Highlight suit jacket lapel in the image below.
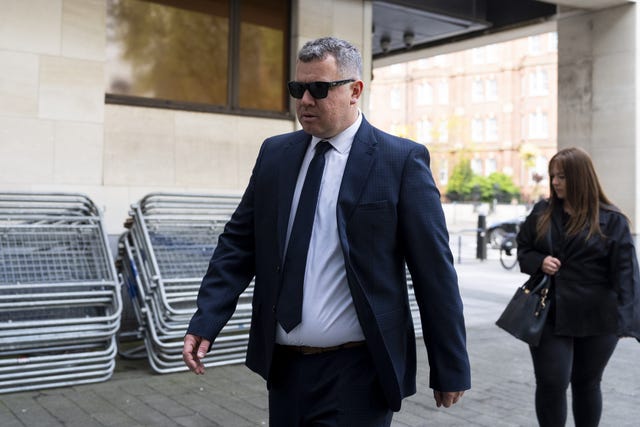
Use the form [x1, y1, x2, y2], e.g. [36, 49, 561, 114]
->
[276, 133, 312, 261]
[338, 118, 378, 223]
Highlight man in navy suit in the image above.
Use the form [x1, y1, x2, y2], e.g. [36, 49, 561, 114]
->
[183, 37, 470, 426]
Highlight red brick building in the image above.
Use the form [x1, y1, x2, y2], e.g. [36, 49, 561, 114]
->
[369, 33, 558, 202]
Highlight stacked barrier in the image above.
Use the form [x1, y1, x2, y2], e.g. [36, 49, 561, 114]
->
[118, 193, 252, 373]
[0, 192, 121, 394]
[405, 272, 423, 338]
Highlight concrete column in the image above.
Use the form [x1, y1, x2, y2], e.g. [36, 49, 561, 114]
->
[557, 3, 639, 233]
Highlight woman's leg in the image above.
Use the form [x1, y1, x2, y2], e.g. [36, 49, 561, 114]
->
[570, 334, 618, 427]
[529, 322, 574, 427]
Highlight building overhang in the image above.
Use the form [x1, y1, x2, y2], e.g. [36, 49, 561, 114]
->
[371, 0, 633, 60]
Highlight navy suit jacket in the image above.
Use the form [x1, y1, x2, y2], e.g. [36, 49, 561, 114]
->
[187, 116, 471, 411]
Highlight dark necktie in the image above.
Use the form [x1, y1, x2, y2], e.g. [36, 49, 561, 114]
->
[276, 140, 332, 332]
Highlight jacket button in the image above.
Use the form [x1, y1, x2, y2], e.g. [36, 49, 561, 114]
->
[275, 265, 280, 272]
[272, 305, 276, 313]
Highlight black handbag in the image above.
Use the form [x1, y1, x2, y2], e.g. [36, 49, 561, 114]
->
[495, 226, 553, 347]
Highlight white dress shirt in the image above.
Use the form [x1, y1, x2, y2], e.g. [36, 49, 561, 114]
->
[276, 112, 365, 346]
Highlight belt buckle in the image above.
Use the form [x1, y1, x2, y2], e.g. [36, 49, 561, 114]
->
[300, 347, 321, 355]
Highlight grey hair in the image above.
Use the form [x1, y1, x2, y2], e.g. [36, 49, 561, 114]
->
[298, 37, 362, 79]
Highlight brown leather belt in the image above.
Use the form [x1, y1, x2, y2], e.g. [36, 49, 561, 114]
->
[277, 341, 366, 355]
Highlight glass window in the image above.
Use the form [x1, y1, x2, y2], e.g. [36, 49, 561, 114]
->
[471, 158, 483, 175]
[472, 118, 484, 142]
[485, 158, 497, 176]
[485, 117, 498, 141]
[417, 82, 433, 105]
[438, 120, 448, 142]
[416, 59, 429, 69]
[485, 44, 499, 63]
[390, 64, 404, 75]
[471, 47, 484, 64]
[529, 68, 549, 96]
[437, 80, 448, 105]
[238, 0, 289, 111]
[434, 54, 448, 66]
[417, 120, 433, 143]
[485, 78, 498, 101]
[390, 87, 402, 109]
[548, 32, 558, 52]
[528, 35, 542, 54]
[106, 0, 289, 114]
[528, 111, 549, 139]
[472, 79, 484, 102]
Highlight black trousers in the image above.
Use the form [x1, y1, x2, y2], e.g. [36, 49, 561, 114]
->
[268, 344, 393, 427]
[529, 323, 618, 427]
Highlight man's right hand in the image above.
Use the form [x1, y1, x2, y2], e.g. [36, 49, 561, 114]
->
[183, 333, 211, 375]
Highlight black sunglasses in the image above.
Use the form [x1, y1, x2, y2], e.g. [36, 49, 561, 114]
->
[287, 79, 355, 99]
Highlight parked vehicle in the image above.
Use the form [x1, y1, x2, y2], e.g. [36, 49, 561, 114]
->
[486, 215, 526, 249]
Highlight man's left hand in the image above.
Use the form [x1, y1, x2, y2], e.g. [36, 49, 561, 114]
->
[433, 390, 465, 408]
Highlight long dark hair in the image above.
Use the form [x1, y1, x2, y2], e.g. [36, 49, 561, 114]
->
[536, 147, 620, 240]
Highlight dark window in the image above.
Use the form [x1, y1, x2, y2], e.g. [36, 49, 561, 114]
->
[106, 0, 290, 116]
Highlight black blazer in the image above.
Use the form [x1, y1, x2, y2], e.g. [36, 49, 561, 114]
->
[517, 200, 640, 339]
[187, 117, 470, 411]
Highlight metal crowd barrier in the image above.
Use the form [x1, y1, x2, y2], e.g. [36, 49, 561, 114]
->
[405, 272, 422, 338]
[0, 192, 121, 393]
[117, 193, 252, 373]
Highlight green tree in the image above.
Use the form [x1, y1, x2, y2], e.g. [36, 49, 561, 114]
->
[469, 175, 491, 201]
[487, 172, 520, 202]
[467, 173, 520, 202]
[445, 159, 474, 201]
[445, 161, 520, 202]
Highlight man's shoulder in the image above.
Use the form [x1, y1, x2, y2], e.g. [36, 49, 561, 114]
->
[265, 129, 308, 144]
[258, 130, 310, 154]
[366, 123, 423, 151]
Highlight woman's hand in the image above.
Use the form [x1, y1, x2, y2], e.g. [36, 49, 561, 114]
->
[541, 255, 561, 275]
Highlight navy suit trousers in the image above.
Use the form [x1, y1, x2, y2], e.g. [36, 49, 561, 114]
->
[268, 345, 393, 426]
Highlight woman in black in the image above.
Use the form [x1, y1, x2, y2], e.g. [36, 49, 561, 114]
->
[517, 147, 640, 427]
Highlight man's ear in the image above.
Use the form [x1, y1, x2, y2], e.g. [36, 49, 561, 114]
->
[350, 80, 364, 104]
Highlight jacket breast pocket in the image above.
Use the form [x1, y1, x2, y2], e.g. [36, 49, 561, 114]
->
[347, 200, 397, 258]
[349, 200, 395, 233]
[351, 200, 395, 223]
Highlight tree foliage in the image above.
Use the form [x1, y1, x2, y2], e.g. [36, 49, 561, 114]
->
[446, 161, 520, 202]
[487, 172, 520, 202]
[445, 159, 474, 201]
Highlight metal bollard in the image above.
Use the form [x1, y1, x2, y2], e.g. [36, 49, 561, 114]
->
[476, 214, 487, 260]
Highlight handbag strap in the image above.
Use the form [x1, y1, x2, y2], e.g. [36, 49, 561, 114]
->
[537, 221, 554, 299]
[546, 220, 553, 257]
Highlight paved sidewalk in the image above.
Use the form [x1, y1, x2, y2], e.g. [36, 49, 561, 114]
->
[1, 257, 639, 426]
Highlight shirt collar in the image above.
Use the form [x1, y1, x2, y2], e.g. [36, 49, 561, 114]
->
[311, 110, 362, 154]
